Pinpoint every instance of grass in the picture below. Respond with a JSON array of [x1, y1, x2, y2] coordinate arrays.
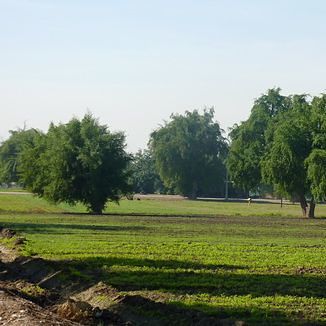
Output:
[[0, 194, 326, 324], [0, 187, 27, 193], [1, 193, 326, 218]]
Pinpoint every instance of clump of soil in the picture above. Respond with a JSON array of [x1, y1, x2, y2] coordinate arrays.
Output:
[[74, 282, 122, 308], [0, 226, 26, 247], [55, 298, 94, 323], [54, 297, 129, 325], [0, 227, 16, 238]]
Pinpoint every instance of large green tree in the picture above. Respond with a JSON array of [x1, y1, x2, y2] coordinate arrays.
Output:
[[0, 128, 40, 185], [261, 95, 313, 216], [228, 89, 326, 218], [19, 114, 131, 214], [149, 109, 227, 199]]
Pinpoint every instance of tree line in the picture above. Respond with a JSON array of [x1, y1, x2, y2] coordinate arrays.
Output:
[[1, 89, 325, 216]]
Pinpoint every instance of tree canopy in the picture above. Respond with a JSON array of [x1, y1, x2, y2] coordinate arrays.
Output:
[[227, 88, 290, 191], [228, 89, 326, 217], [19, 114, 131, 214], [306, 95, 326, 203], [0, 128, 40, 185], [149, 108, 227, 199]]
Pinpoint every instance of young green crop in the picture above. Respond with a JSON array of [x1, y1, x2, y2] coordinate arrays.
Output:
[[0, 199, 325, 324]]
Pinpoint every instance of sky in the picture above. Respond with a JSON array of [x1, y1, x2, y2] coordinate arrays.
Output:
[[0, 0, 326, 152]]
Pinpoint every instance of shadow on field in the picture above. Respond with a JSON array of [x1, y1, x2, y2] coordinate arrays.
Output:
[[64, 256, 326, 299], [64, 210, 326, 219], [108, 294, 293, 325], [0, 222, 146, 234], [66, 256, 247, 273], [4, 253, 325, 300], [1, 254, 322, 325], [63, 211, 222, 218]]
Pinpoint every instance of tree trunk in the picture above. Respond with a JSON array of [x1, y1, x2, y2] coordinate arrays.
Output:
[[189, 181, 198, 200], [299, 195, 307, 217], [308, 196, 316, 218], [90, 203, 104, 215]]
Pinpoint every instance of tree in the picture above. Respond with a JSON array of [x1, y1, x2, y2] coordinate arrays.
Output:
[[19, 114, 131, 214], [228, 89, 326, 218], [261, 95, 313, 216], [129, 149, 166, 194], [149, 108, 227, 199], [227, 88, 290, 191], [0, 128, 40, 185], [305, 95, 326, 212]]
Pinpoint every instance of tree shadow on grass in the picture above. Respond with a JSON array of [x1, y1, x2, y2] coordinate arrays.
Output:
[[60, 256, 326, 299], [1, 255, 324, 325], [67, 255, 247, 273], [0, 221, 146, 234], [63, 211, 221, 218], [109, 294, 295, 326]]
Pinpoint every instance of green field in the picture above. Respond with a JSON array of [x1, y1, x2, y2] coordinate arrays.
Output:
[[1, 193, 326, 218], [1, 194, 326, 324]]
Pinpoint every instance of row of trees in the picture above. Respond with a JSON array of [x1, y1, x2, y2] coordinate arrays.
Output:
[[1, 89, 326, 216]]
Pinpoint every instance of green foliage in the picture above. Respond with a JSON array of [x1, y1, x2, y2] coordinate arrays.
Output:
[[0, 128, 40, 184], [228, 89, 326, 217], [306, 150, 326, 201], [261, 96, 312, 198], [129, 149, 166, 194], [150, 108, 227, 199], [227, 88, 290, 191], [19, 114, 131, 214], [306, 95, 326, 201]]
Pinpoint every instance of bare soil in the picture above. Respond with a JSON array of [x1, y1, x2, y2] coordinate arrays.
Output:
[[0, 289, 79, 326]]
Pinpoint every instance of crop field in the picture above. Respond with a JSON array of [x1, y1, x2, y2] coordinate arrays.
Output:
[[1, 194, 326, 324]]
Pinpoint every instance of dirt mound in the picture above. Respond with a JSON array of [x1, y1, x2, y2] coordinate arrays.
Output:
[[0, 280, 57, 306], [73, 282, 121, 308], [55, 298, 94, 323], [74, 282, 246, 326], [0, 289, 79, 326], [1, 255, 62, 288], [54, 297, 129, 325]]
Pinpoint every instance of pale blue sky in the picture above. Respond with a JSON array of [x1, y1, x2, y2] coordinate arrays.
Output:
[[1, 0, 326, 151]]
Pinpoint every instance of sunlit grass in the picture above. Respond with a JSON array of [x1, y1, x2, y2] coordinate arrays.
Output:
[[1, 193, 326, 218]]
